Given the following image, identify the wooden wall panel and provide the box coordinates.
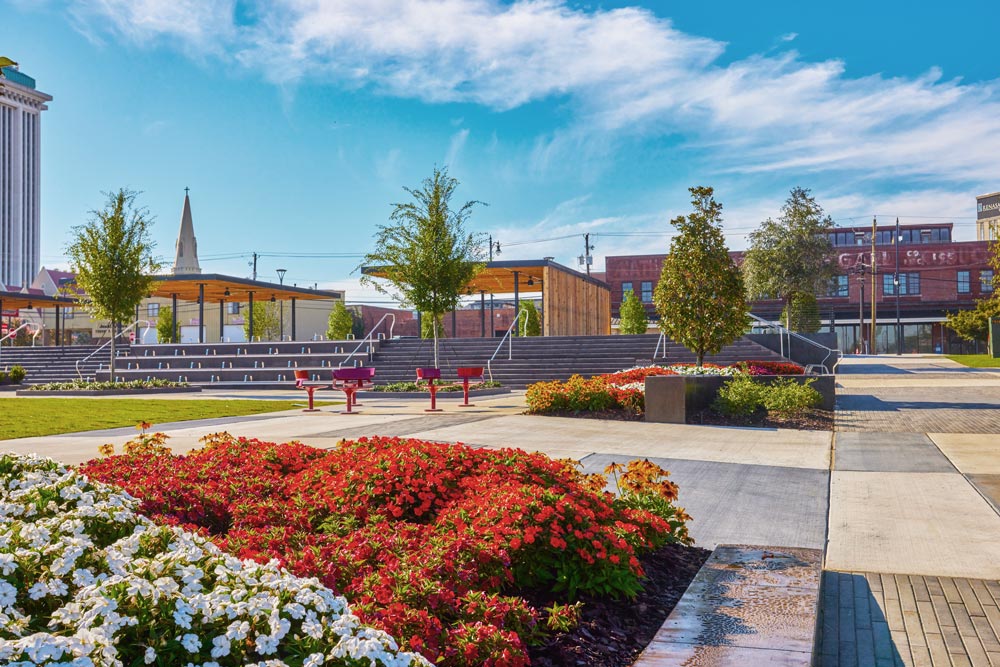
[542,265,610,336]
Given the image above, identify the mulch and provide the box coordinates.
[525,543,711,667]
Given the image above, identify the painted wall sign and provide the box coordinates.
[977,193,1000,220]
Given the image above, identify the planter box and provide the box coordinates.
[645,375,835,424]
[16,386,202,397]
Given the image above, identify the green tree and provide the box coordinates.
[618,289,649,335]
[420,312,446,339]
[519,300,541,336]
[326,301,355,340]
[360,167,485,368]
[156,305,177,343]
[742,187,837,330]
[947,240,1000,343]
[66,189,161,379]
[779,292,821,333]
[653,186,748,366]
[242,301,280,341]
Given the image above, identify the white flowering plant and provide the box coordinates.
[0,453,430,667]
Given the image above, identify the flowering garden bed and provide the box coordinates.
[526,361,806,419]
[22,431,697,666]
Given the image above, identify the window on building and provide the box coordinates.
[982,270,995,293]
[958,271,971,294]
[621,282,633,300]
[63,307,74,319]
[147,303,160,318]
[920,229,932,243]
[640,281,653,302]
[226,303,240,315]
[829,275,849,297]
[885,272,920,296]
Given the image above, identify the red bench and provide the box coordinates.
[332,367,375,414]
[456,367,484,407]
[416,367,443,412]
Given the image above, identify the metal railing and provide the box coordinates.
[75,320,151,379]
[338,313,395,369]
[747,313,841,374]
[653,331,668,360]
[0,322,44,364]
[487,310,522,382]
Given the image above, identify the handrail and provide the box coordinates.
[653,331,668,359]
[747,313,841,374]
[0,322,43,364]
[338,313,395,369]
[487,310,522,382]
[75,320,150,379]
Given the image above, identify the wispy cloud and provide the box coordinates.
[445,128,470,170]
[62,0,1000,188]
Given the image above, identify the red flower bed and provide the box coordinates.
[599,366,678,385]
[81,434,690,666]
[731,360,805,375]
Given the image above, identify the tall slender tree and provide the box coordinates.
[653,187,748,366]
[618,289,649,335]
[742,187,836,330]
[361,167,485,368]
[66,189,161,379]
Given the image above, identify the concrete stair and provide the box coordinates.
[3,334,787,389]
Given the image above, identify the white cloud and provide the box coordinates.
[444,128,469,169]
[62,0,1000,188]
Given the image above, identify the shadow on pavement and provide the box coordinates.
[817,572,906,667]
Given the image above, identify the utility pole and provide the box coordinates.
[583,233,594,276]
[857,263,866,354]
[892,218,903,356]
[488,235,500,262]
[251,252,259,281]
[871,216,877,354]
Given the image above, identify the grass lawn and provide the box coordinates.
[946,354,1000,368]
[0,398,335,440]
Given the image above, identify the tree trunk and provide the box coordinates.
[432,315,439,369]
[785,296,792,331]
[109,320,116,382]
[696,350,704,367]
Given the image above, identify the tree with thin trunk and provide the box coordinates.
[742,187,836,330]
[618,289,649,335]
[156,305,177,343]
[653,186,748,366]
[66,189,161,380]
[243,301,280,341]
[519,300,541,336]
[326,301,355,340]
[361,167,485,368]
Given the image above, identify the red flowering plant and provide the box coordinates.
[731,360,805,375]
[81,433,692,667]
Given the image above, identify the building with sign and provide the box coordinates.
[606,220,994,355]
[0,62,51,288]
[977,192,1000,241]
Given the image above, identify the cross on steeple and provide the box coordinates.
[184,186,190,196]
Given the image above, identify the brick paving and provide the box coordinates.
[836,385,1000,433]
[818,571,1000,667]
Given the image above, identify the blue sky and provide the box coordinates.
[4,0,999,302]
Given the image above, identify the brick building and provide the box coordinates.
[606,222,995,355]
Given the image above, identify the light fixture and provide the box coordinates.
[224,287,230,297]
[270,295,276,303]
[526,277,535,286]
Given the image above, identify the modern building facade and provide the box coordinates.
[606,220,995,355]
[977,192,1000,242]
[0,63,50,288]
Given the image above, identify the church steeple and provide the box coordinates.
[172,188,201,275]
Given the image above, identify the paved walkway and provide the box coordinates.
[5,357,1000,664]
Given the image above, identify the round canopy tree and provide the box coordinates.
[361,167,485,368]
[653,186,748,366]
[66,189,161,379]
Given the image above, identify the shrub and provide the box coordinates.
[713,374,767,418]
[81,434,692,665]
[7,365,26,383]
[26,377,186,391]
[762,377,821,416]
[526,375,628,414]
[714,375,821,418]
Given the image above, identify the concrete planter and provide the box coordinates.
[645,374,835,424]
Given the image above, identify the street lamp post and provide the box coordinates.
[856,263,867,354]
[276,269,287,341]
[895,218,902,355]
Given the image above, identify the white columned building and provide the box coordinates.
[0,63,51,288]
